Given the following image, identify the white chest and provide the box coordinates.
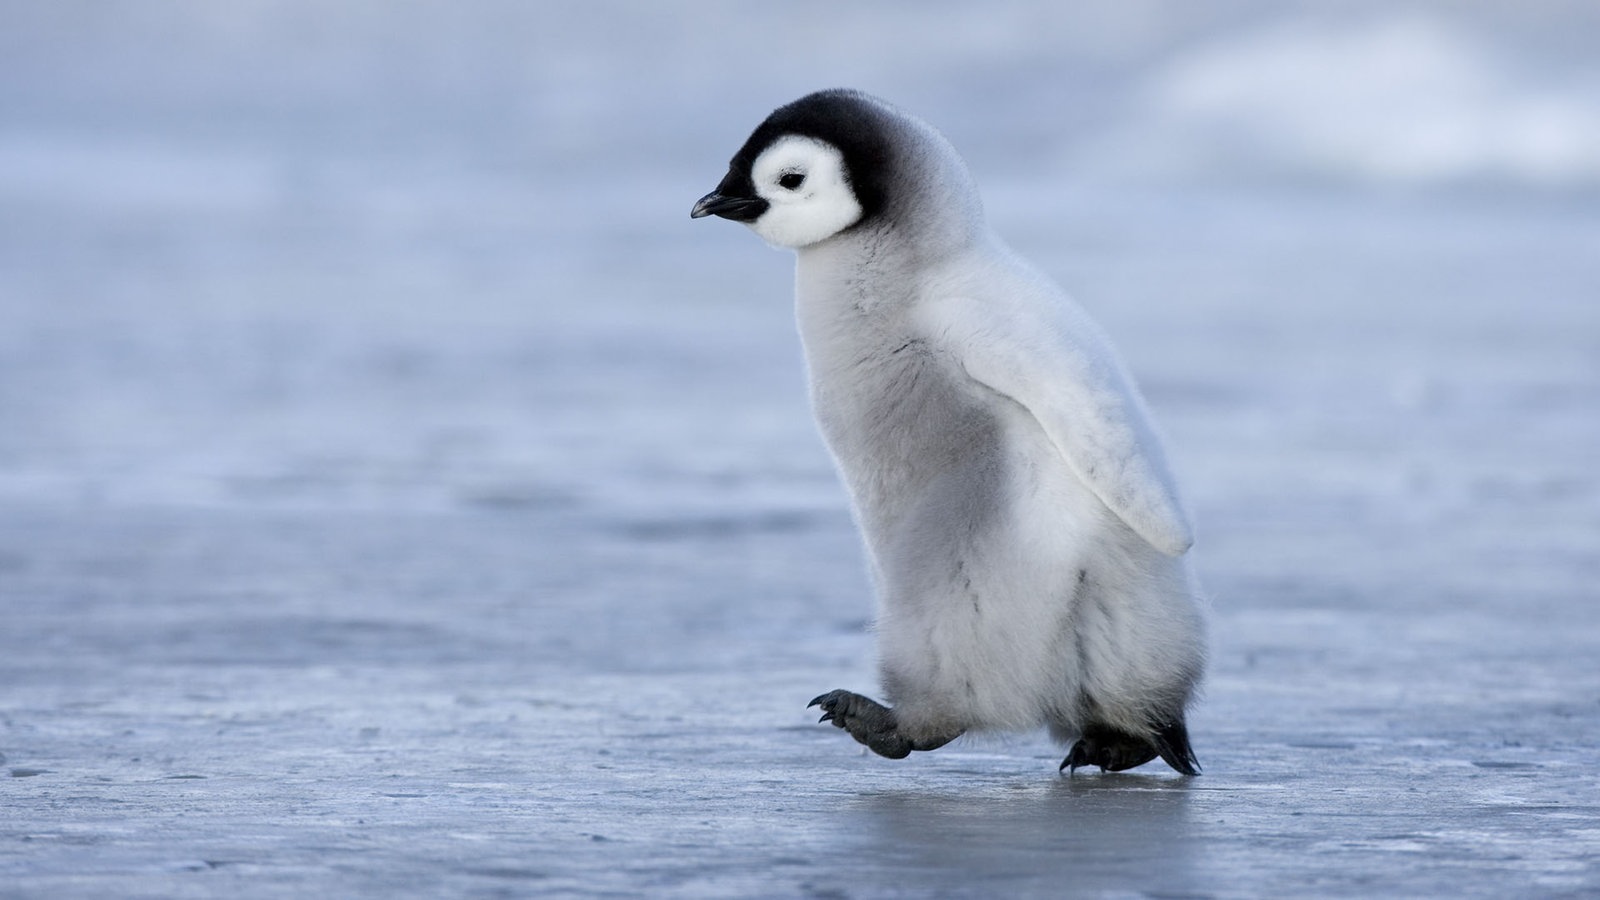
[794,257,1008,531]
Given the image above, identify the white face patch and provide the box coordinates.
[746,135,864,249]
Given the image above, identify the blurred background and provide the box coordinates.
[3,2,1597,893]
[2,0,1594,531]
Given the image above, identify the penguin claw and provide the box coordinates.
[807,689,961,759]
[1059,743,1091,774]
[806,689,912,758]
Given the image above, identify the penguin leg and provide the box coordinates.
[808,689,961,759]
[1060,719,1200,776]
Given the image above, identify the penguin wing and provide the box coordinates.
[930,289,1195,556]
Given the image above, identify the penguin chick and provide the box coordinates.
[691,89,1205,775]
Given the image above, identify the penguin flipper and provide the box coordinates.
[929,291,1195,557]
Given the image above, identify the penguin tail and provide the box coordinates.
[1152,718,1201,776]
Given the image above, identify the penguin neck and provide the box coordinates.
[794,202,987,319]
[793,112,989,318]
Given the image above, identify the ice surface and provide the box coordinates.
[2,2,1598,896]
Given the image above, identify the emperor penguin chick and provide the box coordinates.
[691,89,1206,775]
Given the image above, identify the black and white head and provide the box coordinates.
[690,89,898,249]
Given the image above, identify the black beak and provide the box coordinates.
[690,190,768,221]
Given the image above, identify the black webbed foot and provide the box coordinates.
[808,689,960,759]
[1061,720,1200,776]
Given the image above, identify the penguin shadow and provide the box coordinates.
[846,772,1198,883]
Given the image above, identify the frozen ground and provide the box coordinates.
[2,2,1599,897]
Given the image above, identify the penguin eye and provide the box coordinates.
[778,172,806,190]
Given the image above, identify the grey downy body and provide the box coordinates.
[692,89,1206,774]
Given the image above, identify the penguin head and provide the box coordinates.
[691,89,895,249]
[693,135,861,249]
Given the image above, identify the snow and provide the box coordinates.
[2,2,1598,896]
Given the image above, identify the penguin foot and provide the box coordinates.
[808,689,960,759]
[1060,720,1200,776]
